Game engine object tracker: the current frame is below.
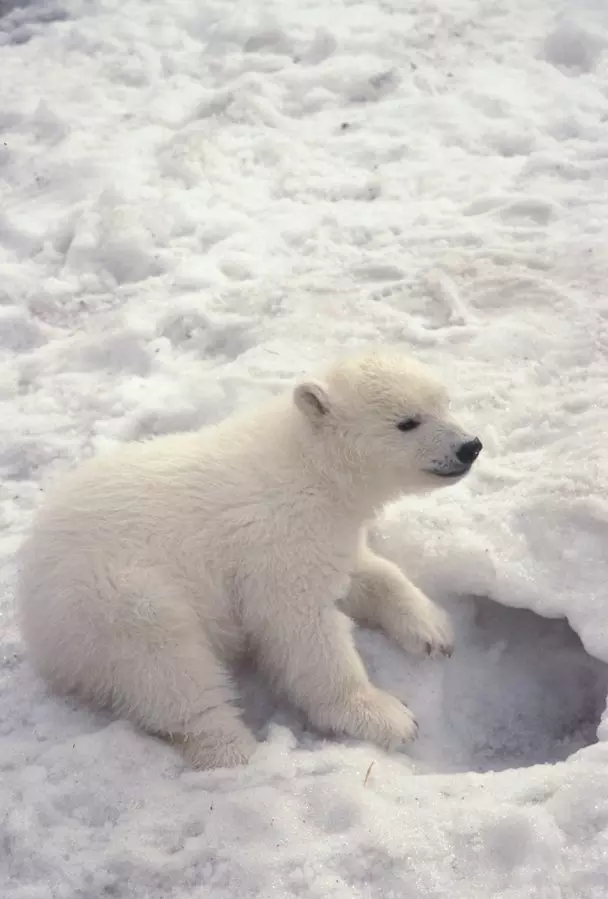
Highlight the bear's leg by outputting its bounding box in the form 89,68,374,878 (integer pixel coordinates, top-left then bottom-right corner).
96,568,257,769
342,548,454,658
248,601,418,750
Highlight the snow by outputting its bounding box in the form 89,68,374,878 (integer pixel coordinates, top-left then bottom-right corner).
2,0,608,895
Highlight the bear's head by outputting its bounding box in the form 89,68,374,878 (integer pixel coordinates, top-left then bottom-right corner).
293,348,482,503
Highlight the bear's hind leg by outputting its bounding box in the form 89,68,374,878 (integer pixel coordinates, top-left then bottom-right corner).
94,568,257,769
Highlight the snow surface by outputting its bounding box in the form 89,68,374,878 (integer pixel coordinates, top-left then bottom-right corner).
2,0,608,895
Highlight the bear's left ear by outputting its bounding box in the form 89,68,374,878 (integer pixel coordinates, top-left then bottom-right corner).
293,379,331,423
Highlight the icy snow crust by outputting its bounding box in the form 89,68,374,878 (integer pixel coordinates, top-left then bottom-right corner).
2,0,608,896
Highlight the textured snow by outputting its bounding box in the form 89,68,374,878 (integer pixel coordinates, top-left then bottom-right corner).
2,0,608,896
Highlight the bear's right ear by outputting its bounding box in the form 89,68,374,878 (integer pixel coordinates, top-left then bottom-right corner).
293,380,331,423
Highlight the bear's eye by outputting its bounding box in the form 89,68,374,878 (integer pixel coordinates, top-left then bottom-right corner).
396,418,420,432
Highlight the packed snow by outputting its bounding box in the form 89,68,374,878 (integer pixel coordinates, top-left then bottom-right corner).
2,0,608,896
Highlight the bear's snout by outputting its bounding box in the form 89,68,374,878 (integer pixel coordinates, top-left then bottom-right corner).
455,438,483,465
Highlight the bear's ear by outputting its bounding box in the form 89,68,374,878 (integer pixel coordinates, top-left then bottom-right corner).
293,379,331,422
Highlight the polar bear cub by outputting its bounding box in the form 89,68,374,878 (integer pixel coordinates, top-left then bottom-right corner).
18,348,482,769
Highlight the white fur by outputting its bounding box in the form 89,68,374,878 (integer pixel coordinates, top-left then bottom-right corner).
17,348,480,769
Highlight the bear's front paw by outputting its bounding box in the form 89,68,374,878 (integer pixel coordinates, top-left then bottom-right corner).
333,687,418,750
174,730,258,770
388,597,454,659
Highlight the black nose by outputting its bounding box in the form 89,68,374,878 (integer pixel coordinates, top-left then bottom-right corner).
456,437,482,465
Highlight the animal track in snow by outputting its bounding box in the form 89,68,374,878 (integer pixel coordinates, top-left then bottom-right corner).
542,21,604,75
158,307,255,360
